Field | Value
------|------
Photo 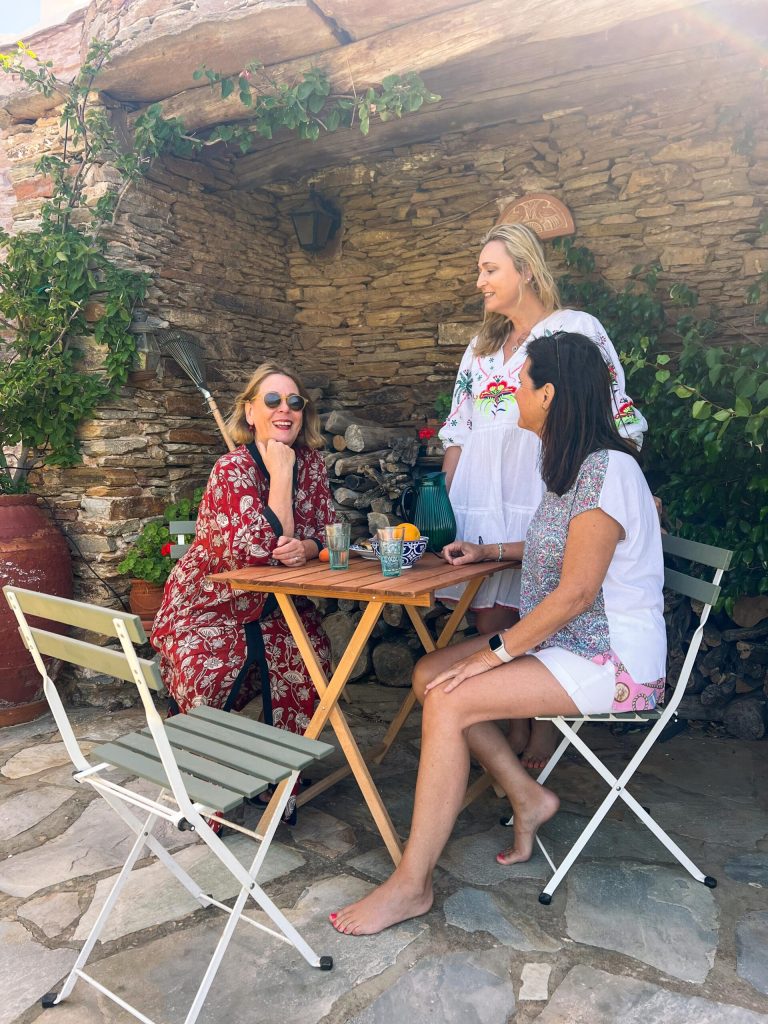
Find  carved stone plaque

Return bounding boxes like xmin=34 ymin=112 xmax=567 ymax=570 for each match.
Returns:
xmin=496 ymin=193 xmax=575 ymax=239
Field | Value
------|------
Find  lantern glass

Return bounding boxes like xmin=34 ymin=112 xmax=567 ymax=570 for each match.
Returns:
xmin=290 ymin=190 xmax=340 ymax=251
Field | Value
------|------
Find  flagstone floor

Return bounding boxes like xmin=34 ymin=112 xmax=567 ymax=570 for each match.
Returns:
xmin=1 ymin=684 xmax=767 ymax=1024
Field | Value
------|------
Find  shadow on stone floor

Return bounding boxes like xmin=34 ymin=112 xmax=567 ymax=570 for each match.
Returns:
xmin=1 ymin=684 xmax=767 ymax=1024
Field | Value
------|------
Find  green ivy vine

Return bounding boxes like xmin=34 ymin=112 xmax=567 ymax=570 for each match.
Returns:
xmin=552 ymin=236 xmax=768 ymax=606
xmin=0 ymin=41 xmax=439 ymax=492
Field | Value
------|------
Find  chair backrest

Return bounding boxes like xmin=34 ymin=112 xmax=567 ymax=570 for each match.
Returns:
xmin=168 ymin=520 xmax=197 ymax=559
xmin=3 ymin=585 xmax=170 ymax=778
xmin=660 ymin=534 xmax=733 ymax=711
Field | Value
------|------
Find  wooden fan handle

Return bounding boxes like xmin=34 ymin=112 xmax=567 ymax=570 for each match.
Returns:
xmin=206 ymin=395 xmax=236 ymax=451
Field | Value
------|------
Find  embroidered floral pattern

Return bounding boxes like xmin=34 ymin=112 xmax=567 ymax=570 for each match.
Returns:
xmin=477 ymin=377 xmax=518 ymax=416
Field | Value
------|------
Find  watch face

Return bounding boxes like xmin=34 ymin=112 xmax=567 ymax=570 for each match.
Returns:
xmin=490 ymin=634 xmax=502 ymax=651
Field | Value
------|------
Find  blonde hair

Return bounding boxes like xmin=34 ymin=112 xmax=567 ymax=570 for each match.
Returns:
xmin=226 ymin=362 xmax=324 ymax=449
xmin=474 ymin=223 xmax=561 ymax=357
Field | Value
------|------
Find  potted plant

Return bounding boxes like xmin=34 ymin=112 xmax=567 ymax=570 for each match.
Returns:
xmin=117 ymin=521 xmax=174 ymax=623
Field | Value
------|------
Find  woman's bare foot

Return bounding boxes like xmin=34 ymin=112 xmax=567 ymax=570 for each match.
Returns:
xmin=520 ymin=720 xmax=558 ymax=771
xmin=496 ymin=786 xmax=560 ymax=865
xmin=329 ymin=875 xmax=433 ymax=936
xmin=508 ymin=718 xmax=531 ymax=756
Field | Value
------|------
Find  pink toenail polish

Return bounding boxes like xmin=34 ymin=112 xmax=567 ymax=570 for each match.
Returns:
xmin=329 ymin=912 xmax=337 ymax=920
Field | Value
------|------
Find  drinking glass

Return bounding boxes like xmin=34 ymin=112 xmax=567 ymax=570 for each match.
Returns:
xmin=325 ymin=522 xmax=350 ymax=570
xmin=377 ymin=527 xmax=404 ymax=578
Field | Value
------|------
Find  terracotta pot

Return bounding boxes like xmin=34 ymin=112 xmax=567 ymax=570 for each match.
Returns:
xmin=128 ymin=579 xmax=165 ymax=631
xmin=0 ymin=494 xmax=73 ymax=726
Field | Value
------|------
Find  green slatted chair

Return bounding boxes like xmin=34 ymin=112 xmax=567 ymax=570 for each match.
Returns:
xmin=505 ymin=533 xmax=733 ymax=905
xmin=168 ymin=519 xmax=197 ymax=559
xmin=3 ymin=585 xmax=335 ymax=1024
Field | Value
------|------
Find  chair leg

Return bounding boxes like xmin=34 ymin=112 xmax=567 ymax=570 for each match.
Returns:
xmin=538 ymin=785 xmax=623 ymax=903
xmin=537 ymin=716 xmax=716 ymax=902
xmin=96 ymin=787 xmax=213 ymax=906
xmin=618 ymin=788 xmax=715 ymax=885
xmin=55 ymin=810 xmax=161 ymax=1003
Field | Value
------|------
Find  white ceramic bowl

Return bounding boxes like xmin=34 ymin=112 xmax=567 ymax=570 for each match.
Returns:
xmin=370 ymin=536 xmax=428 ymax=568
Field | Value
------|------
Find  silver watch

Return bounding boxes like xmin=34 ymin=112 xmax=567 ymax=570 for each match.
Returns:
xmin=488 ymin=633 xmax=514 ymax=663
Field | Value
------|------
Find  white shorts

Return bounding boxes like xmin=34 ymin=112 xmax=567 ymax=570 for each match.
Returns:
xmin=531 ymin=646 xmax=615 ymax=715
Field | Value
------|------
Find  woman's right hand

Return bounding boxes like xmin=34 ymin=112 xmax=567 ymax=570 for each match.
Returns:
xmin=441 ymin=539 xmax=484 ymax=565
xmin=257 ymin=439 xmax=295 ymax=478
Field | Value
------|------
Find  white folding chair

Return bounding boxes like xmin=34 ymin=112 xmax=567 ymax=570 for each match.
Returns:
xmin=503 ymin=533 xmax=733 ymax=905
xmin=3 ymin=585 xmax=335 ymax=1024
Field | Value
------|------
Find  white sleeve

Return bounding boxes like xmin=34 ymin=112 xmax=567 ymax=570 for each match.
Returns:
xmin=438 ymin=341 xmax=476 ymax=450
xmin=562 ymin=311 xmax=648 ymax=449
xmin=597 ymin=452 xmax=655 ymax=543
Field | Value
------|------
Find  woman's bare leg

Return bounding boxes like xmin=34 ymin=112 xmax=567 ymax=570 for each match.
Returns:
xmin=475 ymin=605 xmax=531 ymax=755
xmin=330 ymin=653 xmax=578 ymax=935
xmin=473 ymin=605 xmax=557 ymax=769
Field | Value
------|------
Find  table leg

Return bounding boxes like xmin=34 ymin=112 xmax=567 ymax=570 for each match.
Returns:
xmin=372 ymin=577 xmax=487 ymax=765
xmin=274 ymin=594 xmax=404 ymax=864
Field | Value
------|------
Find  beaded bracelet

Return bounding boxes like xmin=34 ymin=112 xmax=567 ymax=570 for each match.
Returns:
xmin=497 ymin=542 xmax=504 ymax=562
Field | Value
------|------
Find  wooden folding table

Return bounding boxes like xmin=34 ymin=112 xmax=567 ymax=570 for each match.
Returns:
xmin=210 ymin=553 xmax=515 ymax=864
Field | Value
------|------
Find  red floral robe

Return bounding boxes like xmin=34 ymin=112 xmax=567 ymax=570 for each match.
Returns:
xmin=150 ymin=444 xmax=334 ymax=733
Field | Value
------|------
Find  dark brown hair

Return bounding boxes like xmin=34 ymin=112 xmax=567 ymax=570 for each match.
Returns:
xmin=527 ymin=331 xmax=639 ymax=495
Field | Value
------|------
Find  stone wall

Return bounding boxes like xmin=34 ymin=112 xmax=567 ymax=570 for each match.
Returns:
xmin=8 ymin=138 xmax=304 ymax=622
xmin=278 ymin=65 xmax=767 ymax=425
xmin=1 ymin=51 xmax=766 ymax=704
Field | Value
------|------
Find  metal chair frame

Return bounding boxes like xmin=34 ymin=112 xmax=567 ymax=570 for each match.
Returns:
xmin=4 ymin=585 xmax=334 ymax=1024
xmin=506 ymin=533 xmax=733 ymax=905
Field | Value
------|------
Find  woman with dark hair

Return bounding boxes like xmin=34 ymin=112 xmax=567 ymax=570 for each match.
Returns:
xmin=329 ymin=332 xmax=666 ymax=935
xmin=438 ymin=223 xmax=646 ymax=769
xmin=151 ymin=363 xmax=334 ymax=790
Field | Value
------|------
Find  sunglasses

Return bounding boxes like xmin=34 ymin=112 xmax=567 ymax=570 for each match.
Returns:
xmin=259 ymin=392 xmax=307 ymax=412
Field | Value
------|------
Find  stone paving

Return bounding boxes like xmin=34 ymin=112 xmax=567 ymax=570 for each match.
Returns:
xmin=1 ymin=684 xmax=767 ymax=1024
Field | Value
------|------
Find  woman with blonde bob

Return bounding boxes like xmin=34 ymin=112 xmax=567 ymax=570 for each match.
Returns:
xmin=438 ymin=223 xmax=647 ymax=768
xmin=151 ymin=362 xmax=335 ymax=812
xmin=331 ymin=332 xmax=665 ymax=935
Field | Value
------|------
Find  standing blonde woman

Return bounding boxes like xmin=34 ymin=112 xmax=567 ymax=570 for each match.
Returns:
xmin=437 ymin=224 xmax=647 ymax=767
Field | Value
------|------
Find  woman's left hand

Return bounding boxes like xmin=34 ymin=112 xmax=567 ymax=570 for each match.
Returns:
xmin=273 ymin=535 xmax=308 ymax=566
xmin=425 ymin=647 xmax=502 ymax=695
xmin=441 ymin=539 xmax=484 ymax=565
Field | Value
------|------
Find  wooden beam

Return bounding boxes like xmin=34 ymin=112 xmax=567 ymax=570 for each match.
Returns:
xmin=142 ymin=0 xmax=704 ymax=133
xmin=225 ymin=7 xmax=764 ymax=188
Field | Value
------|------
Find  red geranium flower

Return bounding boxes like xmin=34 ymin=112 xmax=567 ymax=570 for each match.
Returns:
xmin=419 ymin=426 xmax=436 ymax=441
xmin=160 ymin=543 xmax=172 ymax=557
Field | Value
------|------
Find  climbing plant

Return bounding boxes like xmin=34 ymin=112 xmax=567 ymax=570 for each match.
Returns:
xmin=0 ymin=41 xmax=439 ymax=492
xmin=552 ymin=236 xmax=768 ymax=605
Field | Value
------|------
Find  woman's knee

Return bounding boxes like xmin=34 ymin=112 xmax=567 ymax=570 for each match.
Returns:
xmin=412 ymin=651 xmax=439 ymax=704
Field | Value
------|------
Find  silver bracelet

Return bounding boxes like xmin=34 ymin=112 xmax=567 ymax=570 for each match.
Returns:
xmin=497 ymin=542 xmax=504 ymax=562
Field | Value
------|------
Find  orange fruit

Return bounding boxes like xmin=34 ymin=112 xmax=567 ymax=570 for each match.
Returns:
xmin=318 ymin=548 xmax=330 ymax=562
xmin=398 ymin=522 xmax=421 ymax=542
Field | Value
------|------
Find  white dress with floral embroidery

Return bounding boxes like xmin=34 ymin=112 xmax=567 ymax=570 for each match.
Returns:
xmin=437 ymin=309 xmax=647 ymax=609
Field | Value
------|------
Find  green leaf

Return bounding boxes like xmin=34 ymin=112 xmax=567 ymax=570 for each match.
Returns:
xmin=692 ymin=400 xmax=711 ymax=420
xmin=734 ymin=396 xmax=752 ymax=417
xmin=655 ymin=369 xmax=670 ymax=383
xmin=220 ymin=77 xmax=234 ymax=99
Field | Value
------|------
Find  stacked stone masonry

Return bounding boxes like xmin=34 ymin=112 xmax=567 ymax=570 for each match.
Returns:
xmin=0 ymin=48 xmax=766 ymax=707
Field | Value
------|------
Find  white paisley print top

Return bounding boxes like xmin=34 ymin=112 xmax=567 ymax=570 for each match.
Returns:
xmin=521 ymin=449 xmax=667 ymax=712
xmin=437 ymin=309 xmax=647 ymax=610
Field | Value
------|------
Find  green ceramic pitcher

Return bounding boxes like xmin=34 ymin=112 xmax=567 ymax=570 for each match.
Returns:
xmin=400 ymin=472 xmax=457 ymax=553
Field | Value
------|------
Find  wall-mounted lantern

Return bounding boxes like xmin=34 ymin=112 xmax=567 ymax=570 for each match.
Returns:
xmin=289 ymin=186 xmax=341 ymax=252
